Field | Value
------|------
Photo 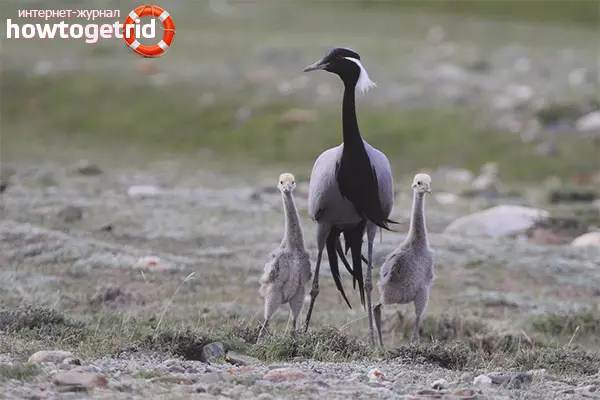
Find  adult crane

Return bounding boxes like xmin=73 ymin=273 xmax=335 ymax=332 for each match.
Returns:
xmin=302 ymin=47 xmax=396 ymax=346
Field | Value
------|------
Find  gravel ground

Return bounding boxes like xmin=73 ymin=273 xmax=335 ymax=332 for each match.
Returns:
xmin=1 ymin=158 xmax=599 ymax=399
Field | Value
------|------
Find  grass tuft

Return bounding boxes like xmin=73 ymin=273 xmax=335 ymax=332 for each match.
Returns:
xmin=0 ymin=363 xmax=41 ymax=382
xmin=250 ymin=326 xmax=370 ymax=362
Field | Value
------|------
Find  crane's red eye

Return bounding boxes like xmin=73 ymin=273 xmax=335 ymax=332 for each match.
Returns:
xmin=336 ymin=55 xmax=343 ymax=60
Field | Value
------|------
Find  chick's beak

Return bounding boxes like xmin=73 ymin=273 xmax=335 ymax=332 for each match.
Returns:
xmin=426 ymin=188 xmax=432 ymax=193
xmin=303 ymin=59 xmax=328 ymax=72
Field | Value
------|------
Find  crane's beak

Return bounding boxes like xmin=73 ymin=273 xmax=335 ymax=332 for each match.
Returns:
xmin=303 ymin=60 xmax=328 ymax=72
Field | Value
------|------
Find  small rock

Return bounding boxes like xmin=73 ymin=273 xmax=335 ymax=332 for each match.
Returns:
xmin=149 ymin=376 xmax=194 ymax=385
xmin=571 ymin=232 xmax=600 ymax=248
xmin=58 ymin=205 xmax=84 ymax=222
xmin=200 ymin=342 xmax=226 ymax=363
xmin=473 ymin=374 xmax=492 ymax=388
xmin=52 ymin=371 xmax=108 ymax=389
xmin=28 ymin=350 xmax=75 ymax=364
xmin=368 ymin=368 xmax=385 ymax=383
xmin=72 ymin=365 xmax=102 ymax=373
xmin=226 ymin=351 xmax=261 ymax=366
xmin=132 ymin=256 xmax=171 ymax=270
xmin=454 ymin=388 xmax=480 ymax=396
xmin=432 ymin=378 xmax=449 ymax=390
xmin=435 ymin=192 xmax=459 ymax=205
xmin=576 ymin=111 xmax=600 ymax=133
xmin=444 ymin=204 xmax=549 ymax=238
xmin=528 ymin=368 xmax=546 ymax=377
xmin=488 ymin=373 xmax=509 ymax=385
xmin=127 ymin=185 xmax=161 ymax=199
xmin=503 ymin=372 xmax=532 ymax=389
xmin=74 ymin=160 xmax=103 ymax=175
xmin=61 ymin=357 xmax=81 ymax=366
xmin=263 ymin=367 xmax=308 ymax=382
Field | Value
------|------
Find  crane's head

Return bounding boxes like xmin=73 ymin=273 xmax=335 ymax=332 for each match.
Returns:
xmin=303 ymin=47 xmax=376 ymax=93
xmin=277 ymin=173 xmax=296 ymax=194
xmin=411 ymin=173 xmax=432 ymax=194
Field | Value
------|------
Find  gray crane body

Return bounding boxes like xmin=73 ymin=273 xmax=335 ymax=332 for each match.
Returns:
xmin=308 ymin=141 xmax=394 ymax=228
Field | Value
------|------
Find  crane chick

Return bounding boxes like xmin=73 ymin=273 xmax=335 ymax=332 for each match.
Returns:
xmin=258 ymin=173 xmax=312 ymax=340
xmin=374 ymin=173 xmax=435 ymax=346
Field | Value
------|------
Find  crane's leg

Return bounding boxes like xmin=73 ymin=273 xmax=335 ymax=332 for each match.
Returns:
xmin=289 ymin=286 xmax=305 ymax=337
xmin=365 ymin=223 xmax=377 ymax=346
xmin=412 ymin=286 xmax=430 ymax=343
xmin=304 ymin=222 xmax=330 ymax=332
xmin=258 ymin=294 xmax=280 ymax=342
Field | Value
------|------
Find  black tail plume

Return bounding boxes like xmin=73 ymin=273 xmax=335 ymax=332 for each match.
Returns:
xmin=335 ymin=238 xmax=354 ymax=276
xmin=326 ymin=230 xmax=352 ymax=309
xmin=343 ymin=222 xmax=366 ymax=308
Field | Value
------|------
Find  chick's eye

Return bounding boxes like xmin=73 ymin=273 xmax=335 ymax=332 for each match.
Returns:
xmin=336 ymin=55 xmax=343 ymax=60
xmin=417 ymin=181 xmax=422 ymax=185
xmin=279 ymin=181 xmax=283 ymax=184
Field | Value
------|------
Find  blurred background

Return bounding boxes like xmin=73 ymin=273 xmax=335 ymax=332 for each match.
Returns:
xmin=2 ymin=0 xmax=599 ymax=181
xmin=1 ymin=0 xmax=600 ymax=366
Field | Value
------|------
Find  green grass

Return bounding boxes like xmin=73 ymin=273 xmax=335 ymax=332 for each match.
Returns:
xmin=359 ymin=0 xmax=600 ymax=28
xmin=0 ymin=363 xmax=41 ymax=382
xmin=2 ymin=305 xmax=600 ymax=377
xmin=2 ymin=70 xmax=599 ymax=182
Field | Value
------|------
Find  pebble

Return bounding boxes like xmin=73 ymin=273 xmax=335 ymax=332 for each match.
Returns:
xmin=263 ymin=367 xmax=309 ymax=382
xmin=200 ymin=342 xmax=226 ymax=363
xmin=58 ymin=205 xmax=84 ymax=222
xmin=226 ymin=351 xmax=261 ymax=366
xmin=503 ymin=372 xmax=533 ymax=389
xmin=74 ymin=160 xmax=103 ymax=176
xmin=473 ymin=374 xmax=492 ymax=388
xmin=571 ymin=232 xmax=600 ymax=248
xmin=28 ymin=350 xmax=77 ymax=364
xmin=431 ymin=378 xmax=449 ymax=390
xmin=52 ymin=371 xmax=109 ymax=389
xmin=576 ymin=111 xmax=600 ymax=133
xmin=127 ymin=185 xmax=162 ymax=199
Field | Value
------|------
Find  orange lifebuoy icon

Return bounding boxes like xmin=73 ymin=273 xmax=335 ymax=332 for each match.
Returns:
xmin=122 ymin=5 xmax=175 ymax=58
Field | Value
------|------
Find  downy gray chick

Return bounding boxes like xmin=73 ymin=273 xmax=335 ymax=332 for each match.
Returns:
xmin=374 ymin=173 xmax=435 ymax=346
xmin=258 ymin=173 xmax=312 ymax=340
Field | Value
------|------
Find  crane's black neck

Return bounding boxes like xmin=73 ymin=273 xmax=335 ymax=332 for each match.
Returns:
xmin=341 ymin=82 xmax=363 ymax=149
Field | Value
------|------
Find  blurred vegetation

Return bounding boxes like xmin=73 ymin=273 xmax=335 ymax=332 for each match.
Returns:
xmin=2 ymin=306 xmax=600 ymax=376
xmin=2 ymin=70 xmax=599 ymax=182
xmin=358 ymin=0 xmax=600 ymax=27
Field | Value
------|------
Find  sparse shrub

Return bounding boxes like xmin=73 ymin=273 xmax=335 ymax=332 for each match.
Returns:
xmin=531 ymin=310 xmax=600 ymax=338
xmin=419 ymin=313 xmax=488 ymax=341
xmin=0 ymin=305 xmax=88 ymax=344
xmin=389 ymin=342 xmax=474 ymax=370
xmin=250 ymin=326 xmax=370 ymax=362
xmin=0 ymin=363 xmax=41 ymax=381
xmin=513 ymin=347 xmax=600 ymax=375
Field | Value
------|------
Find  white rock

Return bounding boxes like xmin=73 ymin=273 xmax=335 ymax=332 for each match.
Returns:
xmin=431 ymin=378 xmax=449 ymax=390
xmin=133 ymin=256 xmax=171 ymax=270
xmin=427 ymin=26 xmax=445 ymax=43
xmin=571 ymin=232 xmax=600 ymax=248
xmin=435 ymin=192 xmax=459 ymax=205
xmin=473 ymin=374 xmax=492 ymax=387
xmin=576 ymin=111 xmax=600 ymax=133
xmin=568 ymin=68 xmax=587 ymax=86
xmin=368 ymin=368 xmax=385 ymax=382
xmin=593 ymin=199 xmax=600 ymax=212
xmin=434 ymin=63 xmax=467 ymax=81
xmin=444 ymin=204 xmax=549 ymax=238
xmin=28 ymin=350 xmax=74 ymax=364
xmin=127 ymin=185 xmax=161 ymax=199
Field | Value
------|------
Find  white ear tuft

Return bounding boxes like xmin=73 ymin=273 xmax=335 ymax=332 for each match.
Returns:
xmin=344 ymin=57 xmax=377 ymax=94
